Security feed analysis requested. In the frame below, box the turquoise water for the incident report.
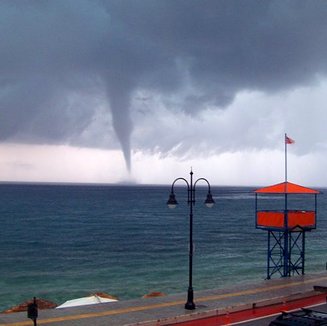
[1,183,327,312]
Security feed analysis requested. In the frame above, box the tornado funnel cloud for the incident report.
[120,138,131,172]
[108,93,133,172]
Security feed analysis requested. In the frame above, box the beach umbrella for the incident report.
[142,291,166,298]
[2,298,57,314]
[56,292,118,309]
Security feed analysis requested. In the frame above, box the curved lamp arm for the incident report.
[167,176,214,209]
[194,178,215,208]
[167,177,190,209]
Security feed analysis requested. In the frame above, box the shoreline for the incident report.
[2,272,327,325]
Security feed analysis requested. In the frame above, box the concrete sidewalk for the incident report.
[1,273,327,326]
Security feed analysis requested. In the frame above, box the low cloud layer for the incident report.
[1,1,327,171]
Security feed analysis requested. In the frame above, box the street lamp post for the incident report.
[167,170,215,310]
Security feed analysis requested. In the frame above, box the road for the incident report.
[237,302,327,325]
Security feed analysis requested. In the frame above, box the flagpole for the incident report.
[284,133,288,276]
[283,133,295,276]
[285,133,287,183]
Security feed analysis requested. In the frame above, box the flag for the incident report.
[285,135,295,144]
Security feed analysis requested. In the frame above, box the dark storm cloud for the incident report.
[1,0,327,169]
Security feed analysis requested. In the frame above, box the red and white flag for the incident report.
[285,135,295,144]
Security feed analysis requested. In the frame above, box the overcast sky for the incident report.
[1,0,327,186]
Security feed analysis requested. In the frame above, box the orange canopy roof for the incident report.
[255,181,319,194]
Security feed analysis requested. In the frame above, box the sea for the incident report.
[1,183,327,312]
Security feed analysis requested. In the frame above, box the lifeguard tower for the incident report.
[255,182,319,279]
[255,134,319,279]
